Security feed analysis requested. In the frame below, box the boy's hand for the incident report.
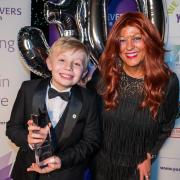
[27,120,51,146]
[27,156,61,173]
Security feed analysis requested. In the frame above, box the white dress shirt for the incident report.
[46,83,71,128]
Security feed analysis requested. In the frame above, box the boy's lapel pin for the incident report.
[72,114,77,119]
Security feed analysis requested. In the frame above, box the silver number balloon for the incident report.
[136,0,168,42]
[18,26,51,78]
[44,1,79,38]
[44,0,108,66]
[18,0,167,77]
[86,0,108,65]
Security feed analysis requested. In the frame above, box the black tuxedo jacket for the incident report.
[6,78,101,180]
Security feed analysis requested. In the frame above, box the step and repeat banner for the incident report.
[0,0,180,179]
[151,0,180,179]
[0,0,30,179]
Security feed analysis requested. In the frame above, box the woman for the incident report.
[92,12,179,180]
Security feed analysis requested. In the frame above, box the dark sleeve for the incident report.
[150,73,179,157]
[86,68,100,92]
[6,82,29,149]
[57,93,102,168]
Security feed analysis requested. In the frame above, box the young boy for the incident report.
[6,37,101,180]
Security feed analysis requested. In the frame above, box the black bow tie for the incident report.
[48,88,70,101]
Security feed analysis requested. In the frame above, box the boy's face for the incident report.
[47,49,86,91]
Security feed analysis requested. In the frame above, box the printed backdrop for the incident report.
[0,0,180,179]
[0,0,30,179]
[151,0,180,179]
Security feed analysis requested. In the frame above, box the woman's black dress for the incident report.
[92,71,179,180]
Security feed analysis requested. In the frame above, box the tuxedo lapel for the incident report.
[58,85,82,143]
[32,78,50,118]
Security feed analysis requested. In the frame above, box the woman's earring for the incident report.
[117,58,122,68]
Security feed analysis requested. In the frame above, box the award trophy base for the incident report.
[34,139,53,167]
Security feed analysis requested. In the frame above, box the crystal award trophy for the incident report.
[31,113,53,167]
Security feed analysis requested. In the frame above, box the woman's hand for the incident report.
[27,120,51,146]
[137,153,152,180]
[27,156,61,173]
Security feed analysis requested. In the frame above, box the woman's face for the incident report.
[119,25,145,73]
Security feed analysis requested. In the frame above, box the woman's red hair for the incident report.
[98,12,171,119]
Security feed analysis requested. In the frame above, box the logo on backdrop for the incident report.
[0,75,10,122]
[0,6,22,21]
[177,13,180,23]
[0,152,12,179]
[0,39,15,52]
[167,1,179,15]
[166,45,180,69]
[173,46,180,66]
[160,166,180,173]
[171,128,180,138]
[108,0,138,30]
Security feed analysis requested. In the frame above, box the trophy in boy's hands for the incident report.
[31,112,53,167]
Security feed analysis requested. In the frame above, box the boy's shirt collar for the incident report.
[49,81,71,93]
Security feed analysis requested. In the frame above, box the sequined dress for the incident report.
[92,71,179,180]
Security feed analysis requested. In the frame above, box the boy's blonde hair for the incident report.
[49,37,89,68]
